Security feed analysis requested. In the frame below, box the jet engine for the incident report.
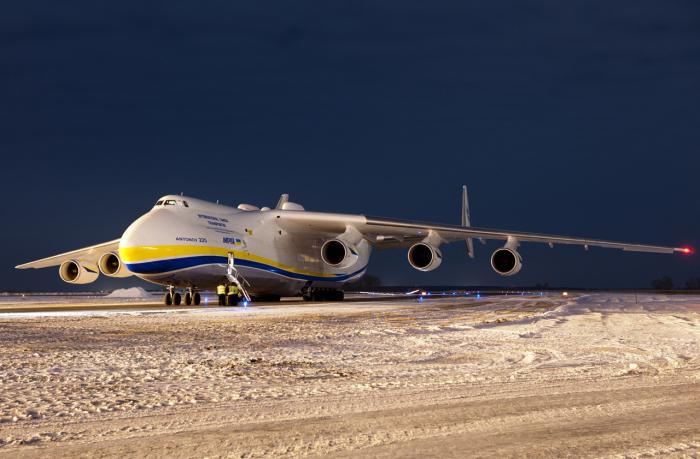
[98,252,132,278]
[490,248,523,276]
[321,239,360,268]
[407,243,443,272]
[59,260,99,284]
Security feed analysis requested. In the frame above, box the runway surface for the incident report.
[0,291,494,315]
[0,293,698,457]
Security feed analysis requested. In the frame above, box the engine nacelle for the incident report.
[59,260,99,284]
[490,248,523,276]
[98,252,132,278]
[407,243,443,272]
[321,239,360,268]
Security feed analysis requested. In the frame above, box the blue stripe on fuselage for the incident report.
[125,256,366,282]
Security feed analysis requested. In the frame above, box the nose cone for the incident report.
[119,209,181,267]
[120,212,154,250]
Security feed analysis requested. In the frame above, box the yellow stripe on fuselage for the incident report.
[119,245,337,278]
[120,245,227,262]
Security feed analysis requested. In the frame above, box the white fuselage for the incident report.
[118,195,370,296]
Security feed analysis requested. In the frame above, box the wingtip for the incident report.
[14,261,36,269]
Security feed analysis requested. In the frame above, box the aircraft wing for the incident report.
[277,212,689,255]
[15,239,121,269]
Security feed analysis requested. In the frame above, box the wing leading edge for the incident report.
[364,217,688,254]
[15,239,121,270]
[277,212,689,255]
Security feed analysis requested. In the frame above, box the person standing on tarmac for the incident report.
[217,284,226,306]
[227,284,240,306]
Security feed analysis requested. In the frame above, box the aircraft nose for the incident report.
[118,210,173,266]
[120,212,155,250]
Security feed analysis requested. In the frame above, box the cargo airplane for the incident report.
[16,187,693,305]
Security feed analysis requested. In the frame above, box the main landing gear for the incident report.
[164,287,200,306]
[184,288,201,306]
[302,288,344,302]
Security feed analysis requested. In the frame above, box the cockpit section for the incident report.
[150,195,238,213]
[153,198,189,208]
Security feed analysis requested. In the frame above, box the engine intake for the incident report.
[407,243,442,272]
[98,252,132,278]
[59,260,99,284]
[321,239,359,268]
[490,248,523,276]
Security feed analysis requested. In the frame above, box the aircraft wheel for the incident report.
[173,292,182,306]
[193,292,201,305]
[164,292,172,306]
[184,291,192,306]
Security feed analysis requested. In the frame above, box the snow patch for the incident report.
[106,287,154,299]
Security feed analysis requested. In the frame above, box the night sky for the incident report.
[2,1,699,291]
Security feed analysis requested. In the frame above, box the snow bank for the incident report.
[105,287,154,299]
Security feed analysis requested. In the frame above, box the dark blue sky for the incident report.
[2,1,699,291]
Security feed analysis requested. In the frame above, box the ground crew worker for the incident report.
[216,284,226,306]
[227,284,240,306]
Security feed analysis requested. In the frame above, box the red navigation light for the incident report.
[680,247,694,255]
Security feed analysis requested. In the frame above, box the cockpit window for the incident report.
[155,200,163,206]
[164,200,177,206]
[183,201,189,207]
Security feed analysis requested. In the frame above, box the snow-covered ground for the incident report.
[0,293,698,457]
[0,290,163,306]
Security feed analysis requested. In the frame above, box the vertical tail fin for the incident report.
[462,185,475,258]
